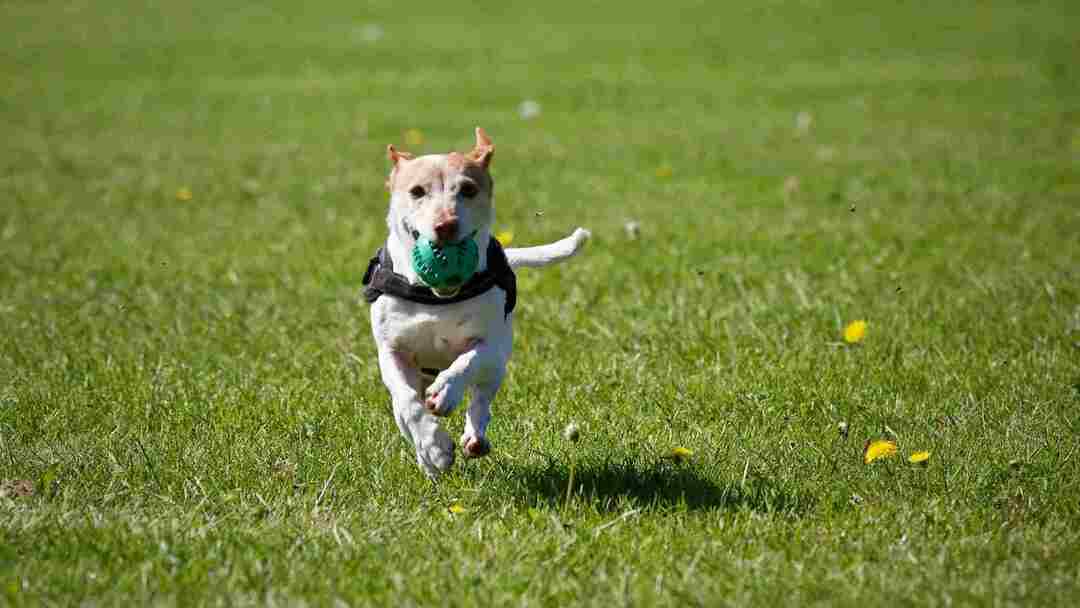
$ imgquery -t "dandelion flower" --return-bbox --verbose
[655,165,673,179]
[669,447,693,462]
[908,451,931,465]
[863,439,897,464]
[176,187,193,202]
[404,129,424,146]
[844,320,867,344]
[495,230,514,246]
[447,504,466,514]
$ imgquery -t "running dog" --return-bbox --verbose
[363,127,590,477]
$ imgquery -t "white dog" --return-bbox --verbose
[363,128,590,477]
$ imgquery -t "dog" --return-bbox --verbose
[363,127,590,477]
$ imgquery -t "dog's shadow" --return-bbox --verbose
[506,457,813,515]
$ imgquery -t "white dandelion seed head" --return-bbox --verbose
[563,422,580,442]
[795,110,813,134]
[356,24,384,44]
[783,176,801,198]
[518,100,541,120]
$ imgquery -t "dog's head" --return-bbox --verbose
[385,127,495,252]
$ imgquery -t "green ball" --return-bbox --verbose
[410,236,479,290]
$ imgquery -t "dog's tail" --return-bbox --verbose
[505,227,590,269]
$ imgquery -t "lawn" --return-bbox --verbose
[2,0,1079,605]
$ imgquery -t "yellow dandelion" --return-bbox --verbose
[447,504,466,514]
[176,187,193,202]
[404,129,424,146]
[668,447,694,462]
[908,451,931,465]
[655,165,673,178]
[844,320,867,344]
[863,439,897,464]
[495,230,514,246]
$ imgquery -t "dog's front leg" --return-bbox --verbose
[423,339,501,417]
[377,347,455,477]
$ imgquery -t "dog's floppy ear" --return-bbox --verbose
[467,127,494,169]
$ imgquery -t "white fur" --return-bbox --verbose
[371,208,589,477]
[506,228,591,268]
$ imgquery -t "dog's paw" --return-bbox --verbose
[424,373,467,416]
[572,227,591,243]
[416,428,455,478]
[460,434,491,459]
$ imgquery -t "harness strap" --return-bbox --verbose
[362,238,516,317]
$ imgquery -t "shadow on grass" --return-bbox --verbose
[511,458,814,516]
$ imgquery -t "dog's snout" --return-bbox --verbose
[434,218,459,242]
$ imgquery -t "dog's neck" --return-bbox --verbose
[384,214,492,287]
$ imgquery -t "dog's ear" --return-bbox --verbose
[387,144,414,166]
[467,127,494,169]
[386,145,415,190]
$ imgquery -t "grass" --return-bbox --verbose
[2,0,1079,605]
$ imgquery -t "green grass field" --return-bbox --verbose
[3,0,1079,605]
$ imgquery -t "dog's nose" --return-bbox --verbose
[433,218,459,242]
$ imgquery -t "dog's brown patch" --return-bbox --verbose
[466,127,494,168]
[386,151,493,194]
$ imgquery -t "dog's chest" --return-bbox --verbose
[371,288,509,368]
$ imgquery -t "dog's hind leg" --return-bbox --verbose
[460,370,505,459]
[377,348,455,477]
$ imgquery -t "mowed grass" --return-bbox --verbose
[2,0,1079,605]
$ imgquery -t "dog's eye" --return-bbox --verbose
[459,182,479,199]
[409,185,426,199]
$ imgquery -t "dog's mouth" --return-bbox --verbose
[402,217,476,298]
[403,217,450,295]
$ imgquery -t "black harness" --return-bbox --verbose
[362,238,516,318]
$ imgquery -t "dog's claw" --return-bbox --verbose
[461,435,491,459]
[424,374,465,416]
[424,390,448,416]
[424,388,458,417]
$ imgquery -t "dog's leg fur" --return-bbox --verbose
[423,339,505,417]
[377,347,455,477]
[460,372,503,458]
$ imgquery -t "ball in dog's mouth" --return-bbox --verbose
[410,235,479,294]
